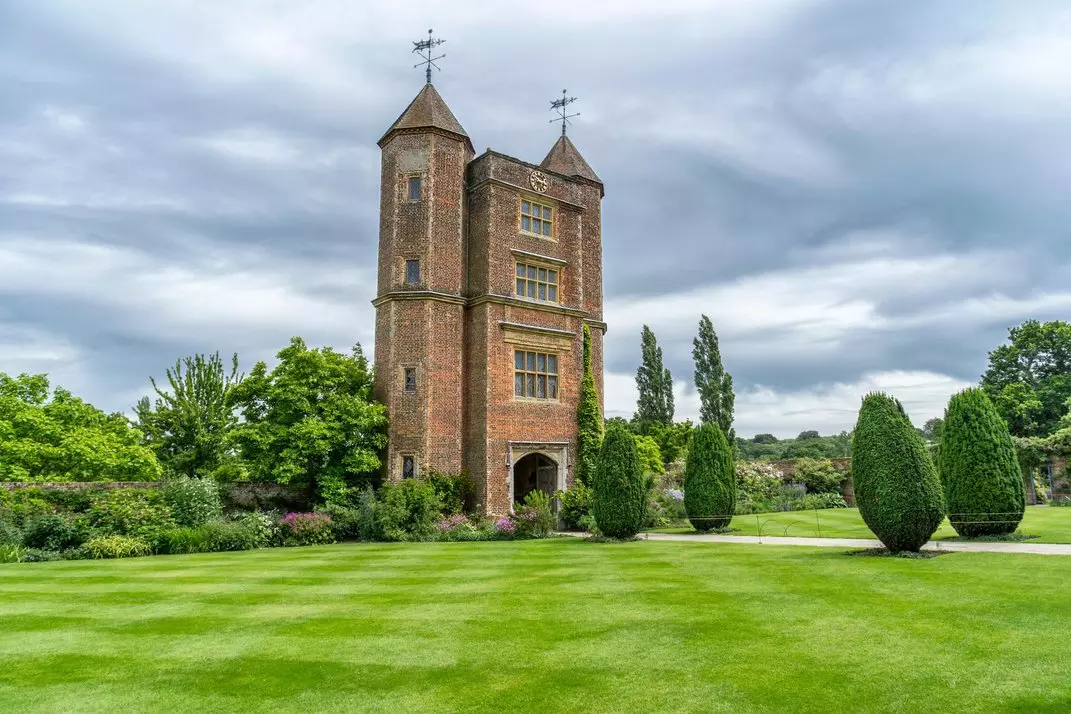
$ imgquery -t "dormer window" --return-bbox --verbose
[407,176,422,201]
[521,199,553,238]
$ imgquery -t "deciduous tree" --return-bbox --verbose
[227,337,388,504]
[692,314,735,440]
[635,325,673,427]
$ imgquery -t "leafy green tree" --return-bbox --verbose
[0,372,161,482]
[591,425,646,538]
[920,417,944,442]
[575,324,603,484]
[692,314,735,440]
[633,435,665,477]
[797,430,820,440]
[752,433,778,444]
[634,325,673,427]
[852,393,944,552]
[640,419,694,466]
[683,422,735,531]
[938,388,1025,537]
[227,337,388,504]
[134,352,243,479]
[982,320,1071,436]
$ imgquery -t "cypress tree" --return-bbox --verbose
[575,324,604,484]
[591,425,646,539]
[938,388,1025,536]
[683,422,736,531]
[852,392,944,552]
[692,314,735,441]
[635,325,674,427]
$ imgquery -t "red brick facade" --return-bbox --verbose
[373,84,605,515]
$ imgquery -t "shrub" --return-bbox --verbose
[514,490,555,538]
[493,518,517,537]
[435,514,485,541]
[634,435,665,476]
[21,548,65,562]
[198,520,260,551]
[800,493,848,510]
[426,471,474,516]
[21,514,90,551]
[684,423,736,532]
[156,526,209,554]
[938,388,1026,537]
[277,512,335,546]
[0,544,26,563]
[376,479,441,541]
[735,462,784,507]
[852,392,944,552]
[575,323,604,484]
[556,482,591,531]
[163,477,223,527]
[0,519,21,545]
[85,489,176,542]
[591,425,646,539]
[356,485,380,541]
[323,504,362,541]
[794,458,844,494]
[232,511,276,547]
[84,535,151,559]
[0,489,54,527]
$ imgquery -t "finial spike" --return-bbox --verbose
[412,28,446,84]
[549,89,580,136]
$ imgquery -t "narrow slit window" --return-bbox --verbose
[407,176,422,201]
[513,350,559,400]
[515,262,559,303]
[405,259,420,286]
[402,456,415,479]
[520,199,553,238]
[404,367,416,393]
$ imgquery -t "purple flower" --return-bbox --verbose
[665,488,685,502]
[494,518,516,534]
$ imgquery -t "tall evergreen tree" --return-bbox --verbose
[575,324,604,484]
[134,352,243,478]
[692,314,735,440]
[683,422,735,532]
[938,388,1025,537]
[635,325,674,426]
[852,392,944,552]
[590,425,646,539]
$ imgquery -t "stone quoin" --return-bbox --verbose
[372,81,605,515]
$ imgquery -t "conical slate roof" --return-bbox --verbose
[540,134,602,185]
[378,83,471,149]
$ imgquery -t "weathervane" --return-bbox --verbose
[549,89,579,136]
[412,29,446,84]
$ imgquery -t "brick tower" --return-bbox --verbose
[373,80,605,515]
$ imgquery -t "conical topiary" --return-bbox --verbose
[852,392,945,552]
[938,387,1025,537]
[591,425,646,539]
[683,422,735,532]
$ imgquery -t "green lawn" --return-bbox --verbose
[2,541,1070,712]
[658,505,1071,542]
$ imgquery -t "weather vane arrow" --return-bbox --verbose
[412,28,446,84]
[550,89,579,136]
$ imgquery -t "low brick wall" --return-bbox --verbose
[0,481,312,512]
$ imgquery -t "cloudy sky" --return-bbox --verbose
[2,0,1069,437]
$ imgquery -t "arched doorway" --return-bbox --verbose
[513,453,558,506]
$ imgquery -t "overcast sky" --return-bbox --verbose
[2,0,1069,438]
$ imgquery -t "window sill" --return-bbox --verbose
[520,230,556,242]
[512,397,561,404]
[513,295,560,307]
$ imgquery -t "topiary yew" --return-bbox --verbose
[591,425,646,539]
[938,388,1025,537]
[852,392,944,552]
[683,422,735,531]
